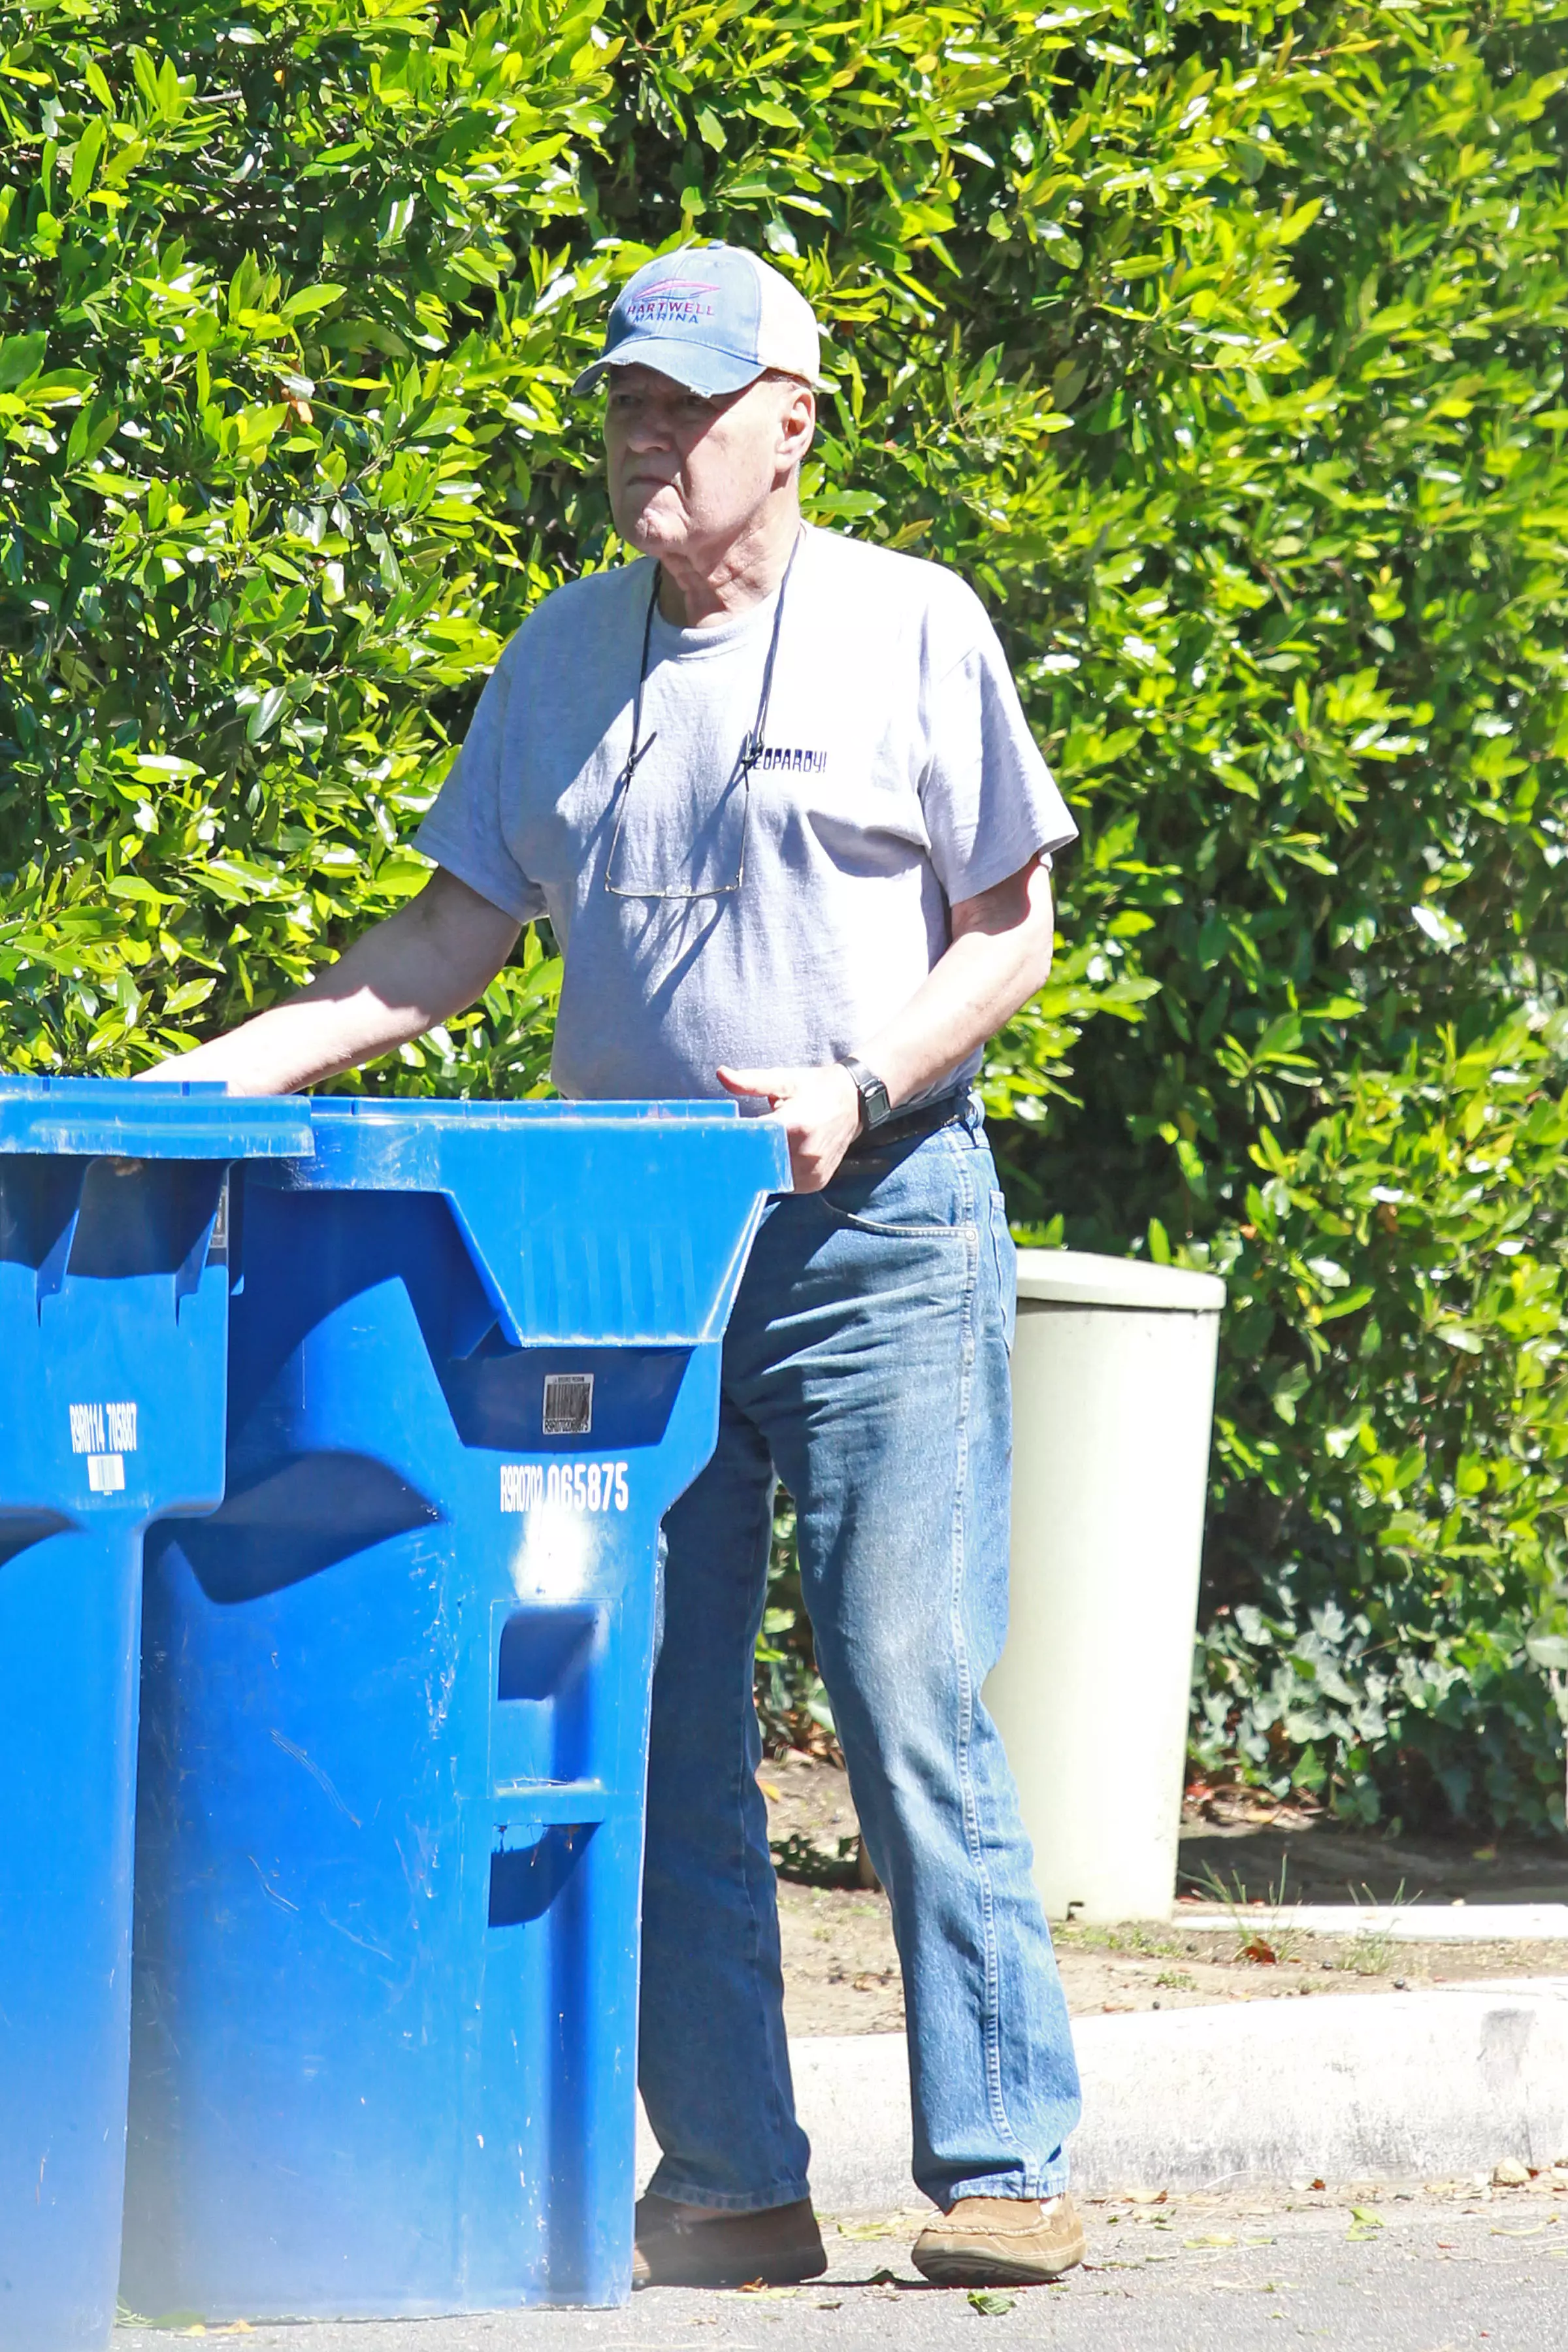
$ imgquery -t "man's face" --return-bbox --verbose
[604,364,813,561]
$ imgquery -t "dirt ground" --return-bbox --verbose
[760,1754,1568,2037]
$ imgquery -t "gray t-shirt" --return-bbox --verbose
[416,525,1077,1103]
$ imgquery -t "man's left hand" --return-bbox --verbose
[715,1062,862,1192]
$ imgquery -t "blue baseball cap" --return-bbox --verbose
[572,244,821,399]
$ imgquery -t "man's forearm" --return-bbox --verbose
[153,989,433,1097]
[860,859,1054,1107]
[142,870,522,1096]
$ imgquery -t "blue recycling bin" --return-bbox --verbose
[122,1097,788,2319]
[0,1078,312,2352]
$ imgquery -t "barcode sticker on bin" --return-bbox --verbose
[71,1401,137,1496]
[542,1373,594,1437]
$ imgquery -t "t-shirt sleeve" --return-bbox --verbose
[919,611,1078,905]
[412,644,547,924]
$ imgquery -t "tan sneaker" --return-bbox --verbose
[911,2193,1086,2286]
[631,2191,827,2288]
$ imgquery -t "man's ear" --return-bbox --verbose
[780,382,816,470]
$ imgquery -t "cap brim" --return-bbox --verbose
[570,336,768,400]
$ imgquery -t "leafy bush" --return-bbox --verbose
[3,0,1568,1825]
[0,0,612,1077]
[753,1489,836,1757]
[967,0,1568,1833]
[1195,1020,1568,1833]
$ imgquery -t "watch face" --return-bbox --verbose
[841,1058,890,1132]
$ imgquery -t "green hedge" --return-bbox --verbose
[4,0,1568,1828]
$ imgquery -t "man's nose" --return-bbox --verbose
[624,403,676,451]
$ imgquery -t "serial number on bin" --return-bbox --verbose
[500,1460,629,1515]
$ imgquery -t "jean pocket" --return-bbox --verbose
[818,1134,972,1238]
[820,1203,973,1239]
[989,1189,1017,1352]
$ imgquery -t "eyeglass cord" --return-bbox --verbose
[617,524,806,800]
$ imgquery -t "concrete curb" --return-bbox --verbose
[636,1980,1568,2211]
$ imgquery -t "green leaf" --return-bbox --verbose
[0,330,47,390]
[280,284,346,321]
[161,977,219,1017]
[68,119,106,203]
[244,687,288,743]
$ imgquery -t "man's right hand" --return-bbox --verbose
[140,868,521,1096]
[715,1060,862,1192]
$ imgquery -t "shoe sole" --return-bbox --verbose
[634,2246,829,2290]
[911,2235,1086,2287]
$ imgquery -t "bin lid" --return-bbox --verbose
[0,1076,313,1160]
[1015,1247,1226,1313]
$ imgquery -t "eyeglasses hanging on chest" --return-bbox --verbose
[602,531,804,902]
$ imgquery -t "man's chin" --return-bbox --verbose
[619,510,691,557]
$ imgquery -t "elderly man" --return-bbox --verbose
[161,245,1083,2290]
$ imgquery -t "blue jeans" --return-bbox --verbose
[638,1106,1081,2212]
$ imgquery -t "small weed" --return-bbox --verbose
[1192,1860,1303,1965]
[1154,1968,1196,1990]
[1054,1919,1113,1949]
[1343,1878,1415,1974]
[1056,1921,1183,1958]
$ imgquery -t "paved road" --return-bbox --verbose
[118,2185,1565,2348]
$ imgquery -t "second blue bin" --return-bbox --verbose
[0,1078,311,2352]
[122,1098,787,2317]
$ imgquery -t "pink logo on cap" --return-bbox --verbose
[626,274,721,329]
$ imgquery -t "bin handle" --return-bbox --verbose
[490,1778,612,1823]
[32,1161,227,1322]
[3,1108,313,1162]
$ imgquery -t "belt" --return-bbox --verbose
[836,1088,971,1171]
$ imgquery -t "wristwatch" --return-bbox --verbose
[838,1054,893,1137]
